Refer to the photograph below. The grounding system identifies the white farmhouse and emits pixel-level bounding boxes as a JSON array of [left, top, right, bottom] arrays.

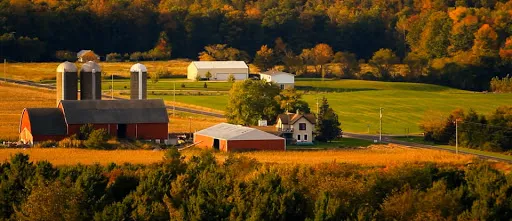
[[259, 70, 295, 89], [187, 61, 248, 81]]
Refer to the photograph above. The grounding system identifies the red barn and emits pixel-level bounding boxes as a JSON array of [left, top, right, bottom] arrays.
[[20, 99, 169, 145], [194, 123, 286, 152]]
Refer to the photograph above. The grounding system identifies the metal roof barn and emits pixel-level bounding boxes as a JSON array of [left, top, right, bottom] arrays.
[[194, 123, 286, 152], [187, 61, 249, 81]]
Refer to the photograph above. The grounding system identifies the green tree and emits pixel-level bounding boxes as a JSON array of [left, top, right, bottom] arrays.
[[369, 49, 400, 80], [315, 97, 341, 142], [226, 80, 282, 125], [275, 88, 310, 113], [84, 129, 110, 149], [227, 74, 236, 83], [150, 70, 160, 84], [253, 45, 277, 71], [205, 71, 212, 80], [17, 181, 84, 221]]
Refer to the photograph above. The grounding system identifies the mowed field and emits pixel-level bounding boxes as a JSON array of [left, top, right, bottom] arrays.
[[0, 83, 55, 141], [149, 79, 512, 134], [0, 145, 474, 166]]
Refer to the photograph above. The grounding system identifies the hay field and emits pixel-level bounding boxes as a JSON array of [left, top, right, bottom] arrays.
[[169, 111, 225, 134], [6, 60, 260, 82], [0, 145, 474, 166], [0, 83, 55, 141]]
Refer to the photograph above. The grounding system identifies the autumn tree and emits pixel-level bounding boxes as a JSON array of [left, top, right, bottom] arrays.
[[312, 44, 334, 78], [472, 24, 499, 59], [369, 49, 400, 80], [253, 45, 277, 71], [198, 44, 250, 62], [333, 51, 360, 79], [499, 37, 512, 63], [147, 31, 172, 60], [299, 49, 315, 75]]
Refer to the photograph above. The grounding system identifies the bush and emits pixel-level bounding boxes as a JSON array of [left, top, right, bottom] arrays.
[[58, 135, 82, 148], [106, 53, 122, 62], [84, 129, 111, 149], [34, 140, 57, 148], [79, 124, 94, 140], [55, 50, 76, 62], [181, 83, 185, 88], [130, 52, 143, 61], [203, 82, 207, 88], [195, 75, 202, 81], [228, 74, 236, 83]]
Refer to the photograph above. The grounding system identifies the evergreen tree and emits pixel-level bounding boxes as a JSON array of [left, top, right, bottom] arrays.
[[315, 97, 341, 142]]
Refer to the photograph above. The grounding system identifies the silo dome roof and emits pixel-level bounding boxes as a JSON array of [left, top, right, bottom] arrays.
[[130, 63, 147, 72], [56, 61, 78, 72], [80, 61, 102, 72]]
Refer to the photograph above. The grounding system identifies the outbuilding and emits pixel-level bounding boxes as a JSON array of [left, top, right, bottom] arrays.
[[194, 123, 286, 152], [187, 61, 248, 81], [259, 70, 295, 89]]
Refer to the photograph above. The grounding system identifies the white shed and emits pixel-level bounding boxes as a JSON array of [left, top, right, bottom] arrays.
[[187, 61, 249, 81], [259, 70, 295, 89]]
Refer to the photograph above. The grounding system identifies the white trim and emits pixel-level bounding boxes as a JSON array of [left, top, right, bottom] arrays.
[[62, 71, 65, 100]]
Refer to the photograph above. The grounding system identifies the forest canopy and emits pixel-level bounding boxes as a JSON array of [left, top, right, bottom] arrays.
[[0, 0, 511, 90]]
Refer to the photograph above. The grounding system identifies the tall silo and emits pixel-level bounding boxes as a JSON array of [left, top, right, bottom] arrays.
[[80, 61, 102, 100], [130, 63, 147, 100], [56, 61, 78, 106]]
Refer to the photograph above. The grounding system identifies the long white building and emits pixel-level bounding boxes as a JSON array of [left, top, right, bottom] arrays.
[[187, 61, 249, 81]]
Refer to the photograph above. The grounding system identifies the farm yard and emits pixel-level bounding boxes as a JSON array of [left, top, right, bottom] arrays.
[[0, 144, 475, 166]]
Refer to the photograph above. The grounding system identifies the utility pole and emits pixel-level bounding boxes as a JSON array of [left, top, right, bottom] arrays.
[[379, 107, 383, 142], [189, 116, 192, 139], [316, 97, 320, 124], [455, 119, 459, 154]]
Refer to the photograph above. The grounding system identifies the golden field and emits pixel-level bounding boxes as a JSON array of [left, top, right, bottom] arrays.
[[0, 83, 55, 141], [5, 60, 261, 82], [0, 145, 476, 167]]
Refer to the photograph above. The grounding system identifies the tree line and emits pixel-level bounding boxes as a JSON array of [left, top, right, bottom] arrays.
[[421, 106, 512, 152], [1, 151, 511, 220], [0, 0, 511, 90]]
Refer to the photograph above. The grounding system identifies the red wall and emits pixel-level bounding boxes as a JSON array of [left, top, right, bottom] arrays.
[[227, 139, 285, 152], [68, 123, 167, 140], [194, 134, 285, 152]]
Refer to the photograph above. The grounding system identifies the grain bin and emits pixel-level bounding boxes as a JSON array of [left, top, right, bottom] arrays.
[[56, 61, 78, 106], [130, 63, 147, 100], [80, 61, 102, 100]]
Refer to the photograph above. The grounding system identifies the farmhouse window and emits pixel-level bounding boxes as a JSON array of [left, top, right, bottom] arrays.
[[299, 123, 306, 130], [280, 84, 284, 89], [304, 134, 308, 141], [297, 134, 301, 141]]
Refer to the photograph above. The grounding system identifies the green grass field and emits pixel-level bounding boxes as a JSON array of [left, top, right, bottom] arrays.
[[101, 79, 234, 91], [153, 79, 511, 135]]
